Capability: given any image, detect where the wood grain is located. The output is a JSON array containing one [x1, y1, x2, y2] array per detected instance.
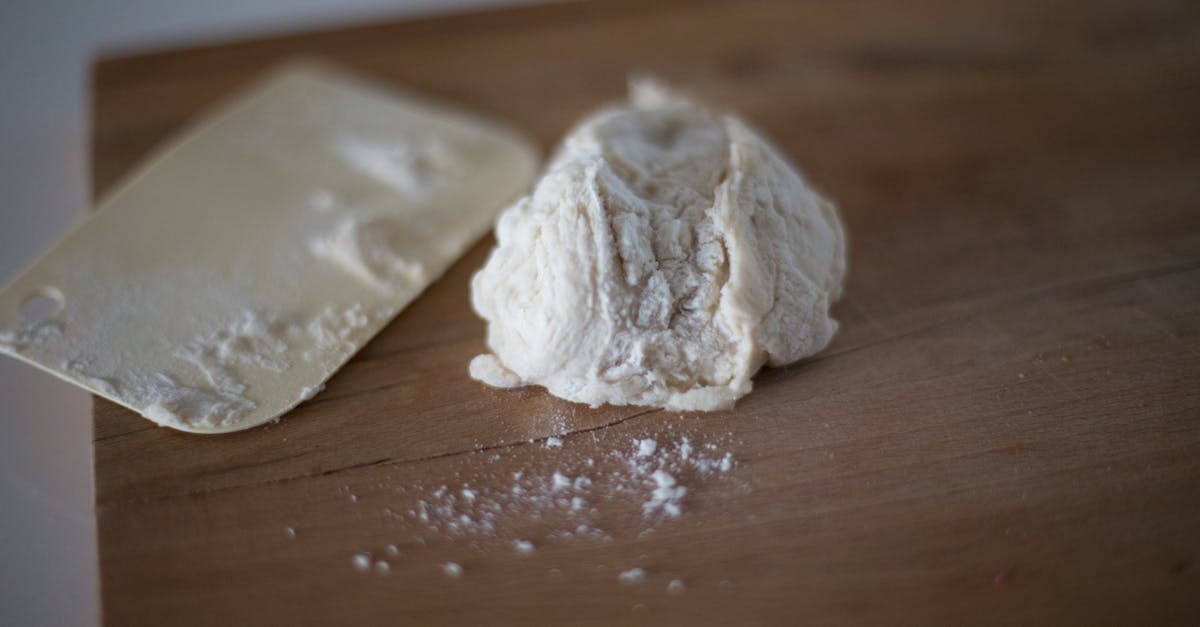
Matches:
[[91, 0, 1200, 624]]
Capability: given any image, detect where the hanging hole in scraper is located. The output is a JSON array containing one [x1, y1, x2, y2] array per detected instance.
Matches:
[[19, 287, 65, 325]]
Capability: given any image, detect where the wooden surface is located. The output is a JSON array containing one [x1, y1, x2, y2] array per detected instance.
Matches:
[[91, 0, 1200, 624]]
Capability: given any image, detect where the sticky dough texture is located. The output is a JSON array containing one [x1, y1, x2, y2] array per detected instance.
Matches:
[[470, 81, 846, 411]]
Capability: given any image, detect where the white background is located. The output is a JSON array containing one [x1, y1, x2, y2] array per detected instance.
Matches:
[[0, 1, 533, 624]]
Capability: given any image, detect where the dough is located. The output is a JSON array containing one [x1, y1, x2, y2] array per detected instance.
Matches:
[[470, 80, 846, 411]]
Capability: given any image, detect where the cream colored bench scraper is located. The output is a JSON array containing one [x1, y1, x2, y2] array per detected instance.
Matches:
[[0, 61, 539, 434]]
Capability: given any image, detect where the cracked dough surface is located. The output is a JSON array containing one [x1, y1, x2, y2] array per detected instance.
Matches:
[[470, 80, 846, 411]]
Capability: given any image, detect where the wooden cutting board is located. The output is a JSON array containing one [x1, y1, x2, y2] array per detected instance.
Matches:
[[91, 0, 1200, 624]]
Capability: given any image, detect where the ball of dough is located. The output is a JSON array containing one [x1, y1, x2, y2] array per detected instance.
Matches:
[[470, 80, 846, 411]]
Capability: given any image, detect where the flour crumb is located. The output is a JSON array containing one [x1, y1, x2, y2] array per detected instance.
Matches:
[[352, 553, 371, 572], [635, 438, 657, 457], [299, 383, 324, 401], [513, 540, 535, 555], [618, 568, 647, 585], [284, 527, 296, 539], [667, 579, 686, 594], [644, 470, 686, 517], [545, 436, 562, 448], [679, 436, 692, 460], [551, 472, 571, 491], [461, 487, 476, 502], [386, 544, 400, 557], [442, 562, 463, 578], [374, 560, 390, 575]]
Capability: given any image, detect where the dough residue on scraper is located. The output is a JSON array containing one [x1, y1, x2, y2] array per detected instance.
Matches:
[[470, 79, 846, 411], [54, 305, 378, 431]]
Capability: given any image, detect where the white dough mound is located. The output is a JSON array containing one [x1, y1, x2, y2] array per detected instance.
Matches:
[[469, 80, 846, 411]]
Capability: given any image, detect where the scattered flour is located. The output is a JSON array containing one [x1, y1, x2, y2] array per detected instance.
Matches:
[[618, 568, 647, 585], [16, 302, 384, 431], [299, 383, 325, 401], [545, 436, 563, 448], [382, 431, 736, 542], [333, 135, 457, 200], [175, 309, 292, 397], [309, 216, 429, 295], [133, 373, 256, 430], [513, 540, 535, 555], [304, 303, 375, 361], [0, 318, 63, 353], [346, 426, 741, 588], [644, 469, 686, 518]]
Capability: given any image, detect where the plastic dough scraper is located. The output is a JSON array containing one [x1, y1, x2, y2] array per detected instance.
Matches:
[[0, 61, 539, 434]]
